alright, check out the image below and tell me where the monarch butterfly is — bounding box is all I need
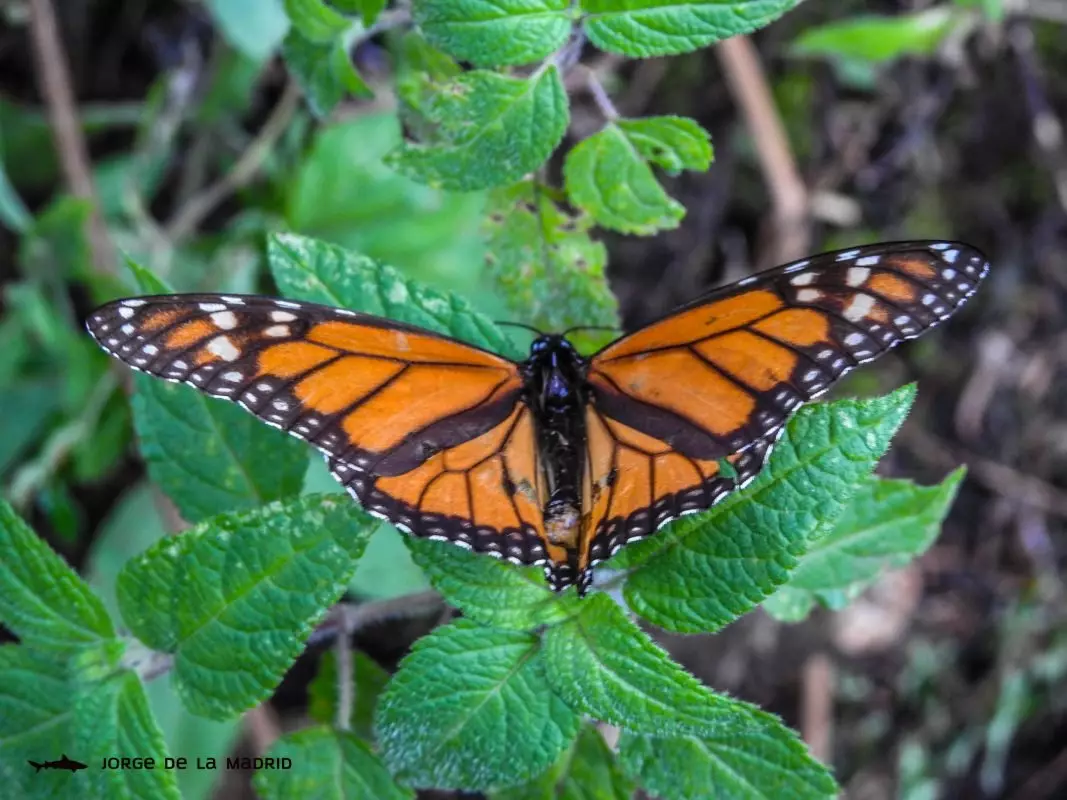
[86,241,987,594]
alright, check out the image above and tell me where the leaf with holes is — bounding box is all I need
[386,67,569,192]
[617,115,713,175]
[564,123,684,234]
[482,179,618,350]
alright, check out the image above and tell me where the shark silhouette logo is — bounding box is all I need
[28,754,88,773]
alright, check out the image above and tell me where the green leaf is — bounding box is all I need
[283,29,371,118]
[541,593,768,737]
[0,379,61,475]
[285,0,351,41]
[0,647,82,797]
[616,115,713,174]
[75,670,181,800]
[376,619,581,790]
[269,232,523,359]
[618,727,838,800]
[495,724,635,800]
[618,386,917,633]
[116,495,375,718]
[582,0,802,57]
[143,677,241,800]
[85,482,167,620]
[255,727,413,799]
[482,179,618,348]
[415,0,573,67]
[285,114,487,294]
[407,537,579,630]
[790,9,958,65]
[386,66,569,192]
[954,0,1004,21]
[130,373,308,524]
[0,152,30,231]
[0,499,116,651]
[763,469,965,622]
[334,0,388,26]
[564,123,684,234]
[308,649,390,738]
[205,0,290,62]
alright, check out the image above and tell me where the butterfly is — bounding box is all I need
[86,241,988,594]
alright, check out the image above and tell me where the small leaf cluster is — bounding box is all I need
[273,0,806,338]
[0,234,967,798]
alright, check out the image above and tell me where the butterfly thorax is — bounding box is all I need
[523,336,588,558]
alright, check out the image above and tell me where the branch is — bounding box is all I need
[716,35,810,267]
[28,0,117,273]
[164,79,301,242]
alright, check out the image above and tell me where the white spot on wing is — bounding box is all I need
[199,302,226,312]
[835,248,861,261]
[210,311,238,330]
[790,272,816,286]
[843,294,876,322]
[264,325,290,338]
[846,267,870,287]
[207,336,240,361]
[118,306,135,319]
[797,289,822,302]
[271,311,297,323]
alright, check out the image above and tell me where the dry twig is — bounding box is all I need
[28,0,116,273]
[716,36,810,266]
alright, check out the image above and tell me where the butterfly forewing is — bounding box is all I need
[576,241,988,576]
[85,294,559,562]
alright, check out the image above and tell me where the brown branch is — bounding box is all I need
[164,80,301,243]
[28,0,116,274]
[716,36,810,267]
[800,651,834,764]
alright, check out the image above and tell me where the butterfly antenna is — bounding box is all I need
[495,320,545,336]
[561,324,622,337]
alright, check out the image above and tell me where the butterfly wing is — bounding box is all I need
[86,294,553,567]
[578,241,989,577]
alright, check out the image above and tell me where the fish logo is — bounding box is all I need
[28,754,88,773]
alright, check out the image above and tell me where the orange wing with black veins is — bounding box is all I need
[576,241,988,580]
[86,294,555,570]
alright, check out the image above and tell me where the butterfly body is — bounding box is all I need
[523,335,591,585]
[87,241,988,595]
